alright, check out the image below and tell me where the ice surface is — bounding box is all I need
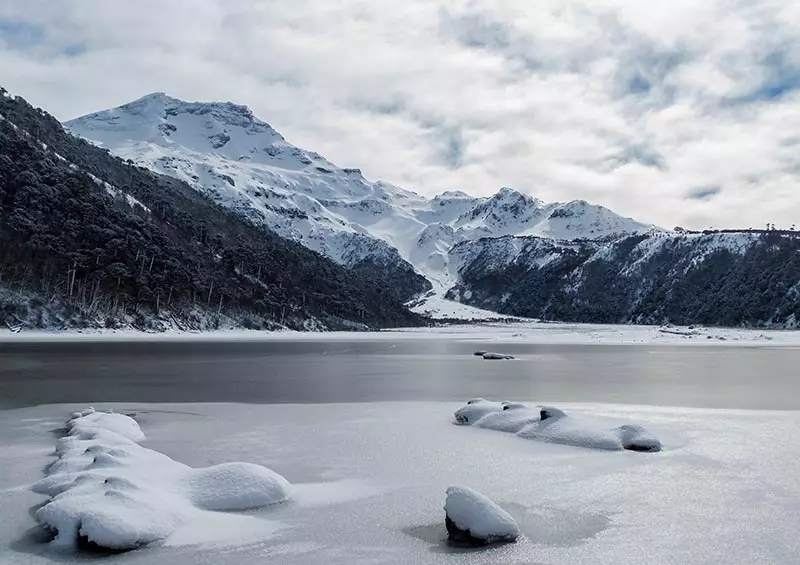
[3,402,800,564]
[456,400,662,452]
[444,485,519,544]
[33,409,290,550]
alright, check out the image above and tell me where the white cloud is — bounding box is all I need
[1,0,800,229]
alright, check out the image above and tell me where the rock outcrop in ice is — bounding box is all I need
[33,408,291,550]
[481,352,515,360]
[444,485,520,545]
[453,400,662,452]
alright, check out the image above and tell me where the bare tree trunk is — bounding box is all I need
[69,263,77,297]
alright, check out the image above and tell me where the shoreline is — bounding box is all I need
[0,321,797,346]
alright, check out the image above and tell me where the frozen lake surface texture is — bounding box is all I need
[1,328,800,564]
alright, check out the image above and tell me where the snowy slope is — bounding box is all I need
[66,94,657,315]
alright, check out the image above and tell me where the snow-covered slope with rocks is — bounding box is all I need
[66,93,655,316]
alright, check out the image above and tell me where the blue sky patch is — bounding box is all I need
[688,186,721,200]
[0,19,45,50]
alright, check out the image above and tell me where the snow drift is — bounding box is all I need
[33,408,291,550]
[444,485,519,545]
[454,400,662,452]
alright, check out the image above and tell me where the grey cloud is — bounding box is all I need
[438,127,465,170]
[438,10,512,51]
[724,48,800,105]
[2,0,800,232]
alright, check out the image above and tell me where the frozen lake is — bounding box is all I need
[2,401,800,565]
[2,339,800,409]
[2,335,800,564]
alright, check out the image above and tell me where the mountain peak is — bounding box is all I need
[115,92,180,114]
[66,92,295,164]
[434,190,472,200]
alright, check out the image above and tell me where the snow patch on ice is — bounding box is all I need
[32,408,290,550]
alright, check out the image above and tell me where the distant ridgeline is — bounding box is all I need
[0,88,422,331]
[447,231,800,328]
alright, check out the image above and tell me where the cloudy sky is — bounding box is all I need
[1,0,799,230]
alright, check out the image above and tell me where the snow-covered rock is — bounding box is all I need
[482,352,514,360]
[474,403,543,434]
[454,400,662,452]
[33,409,291,550]
[184,462,291,511]
[453,399,507,425]
[444,485,520,545]
[66,409,146,443]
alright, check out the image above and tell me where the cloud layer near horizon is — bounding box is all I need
[2,0,800,230]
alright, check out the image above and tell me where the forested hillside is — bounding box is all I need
[447,232,800,327]
[0,88,423,331]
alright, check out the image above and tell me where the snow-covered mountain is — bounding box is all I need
[66,93,657,314]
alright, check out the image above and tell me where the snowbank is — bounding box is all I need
[454,400,662,452]
[33,409,291,550]
[444,485,519,545]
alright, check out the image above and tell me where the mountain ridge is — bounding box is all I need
[66,93,656,309]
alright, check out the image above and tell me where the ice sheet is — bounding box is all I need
[1,402,799,564]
